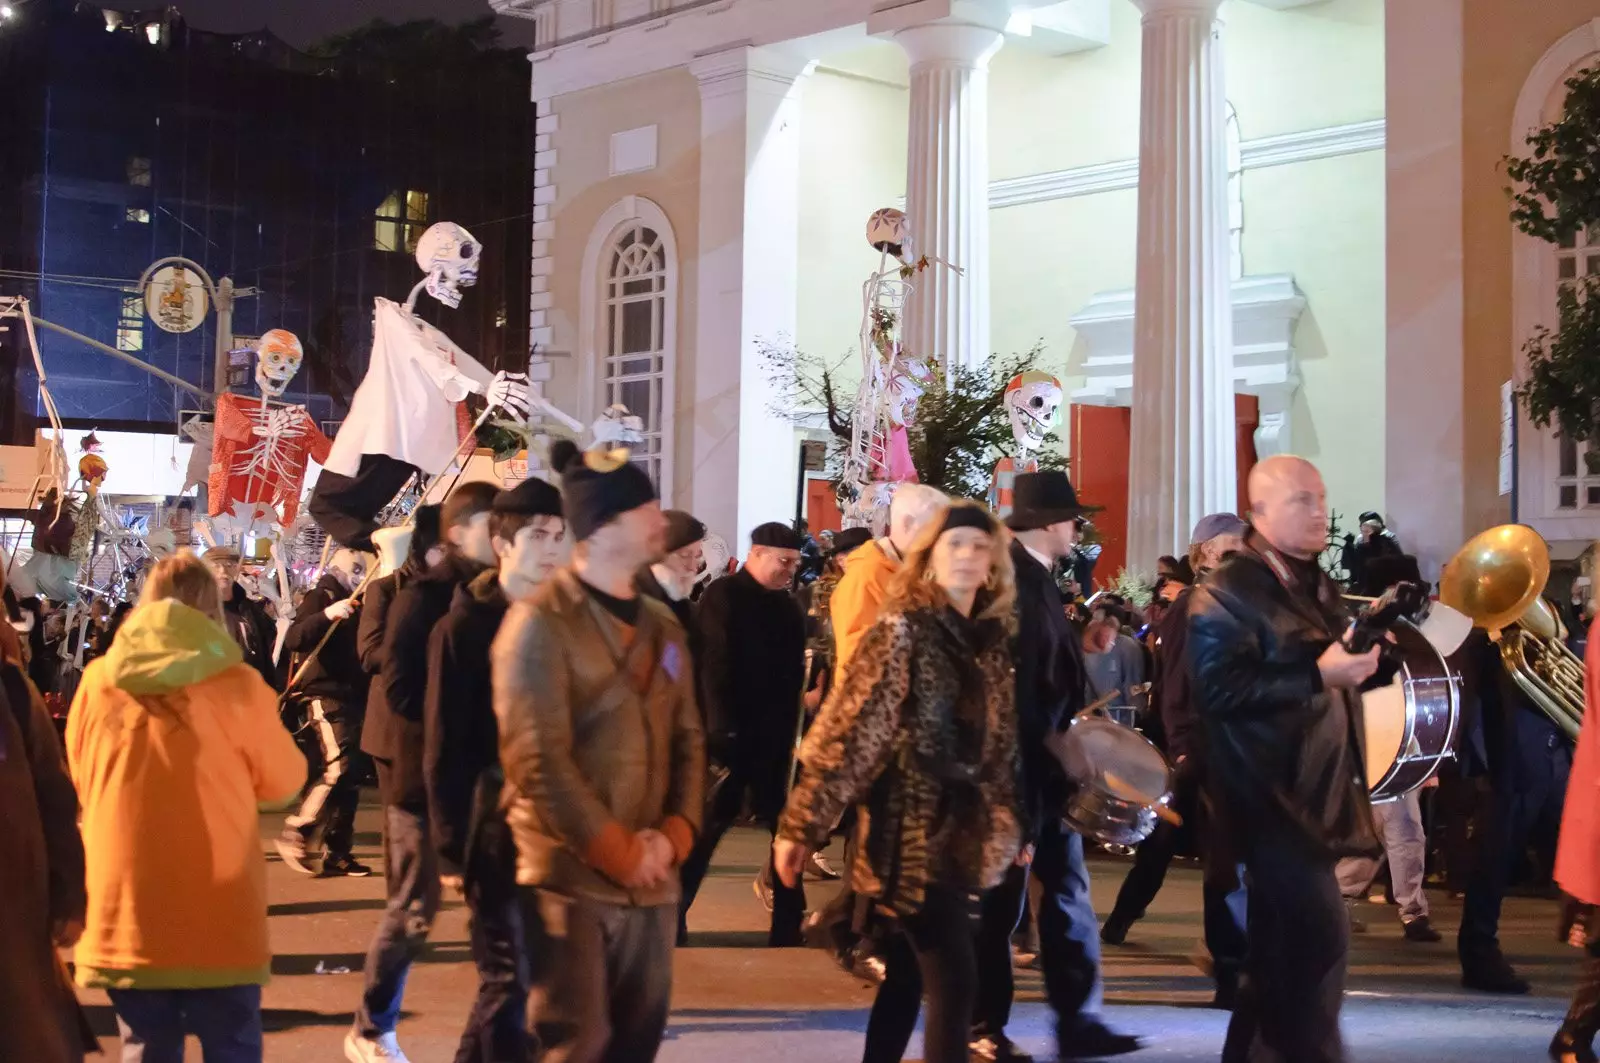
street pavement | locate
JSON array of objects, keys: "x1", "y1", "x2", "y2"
[{"x1": 76, "y1": 802, "x2": 1579, "y2": 1062}]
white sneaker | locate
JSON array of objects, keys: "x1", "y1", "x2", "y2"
[{"x1": 345, "y1": 1031, "x2": 411, "y2": 1063}]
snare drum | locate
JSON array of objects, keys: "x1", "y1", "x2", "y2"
[
  {"x1": 1053, "y1": 714, "x2": 1174, "y2": 847},
  {"x1": 1362, "y1": 619, "x2": 1461, "y2": 802}
]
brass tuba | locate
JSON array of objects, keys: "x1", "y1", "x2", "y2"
[{"x1": 1439, "y1": 525, "x2": 1584, "y2": 741}]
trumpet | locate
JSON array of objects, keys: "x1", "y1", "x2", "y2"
[{"x1": 1440, "y1": 525, "x2": 1584, "y2": 741}]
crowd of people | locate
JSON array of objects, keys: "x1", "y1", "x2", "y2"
[{"x1": 7, "y1": 449, "x2": 1600, "y2": 1063}]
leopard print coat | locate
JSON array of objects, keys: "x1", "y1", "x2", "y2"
[{"x1": 778, "y1": 582, "x2": 1022, "y2": 917}]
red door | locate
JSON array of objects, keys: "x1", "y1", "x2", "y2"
[
  {"x1": 805, "y1": 476, "x2": 843, "y2": 535},
  {"x1": 1069, "y1": 404, "x2": 1131, "y2": 587},
  {"x1": 1235, "y1": 394, "x2": 1259, "y2": 514}
]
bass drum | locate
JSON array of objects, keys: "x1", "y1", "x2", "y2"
[{"x1": 1362, "y1": 618, "x2": 1461, "y2": 802}]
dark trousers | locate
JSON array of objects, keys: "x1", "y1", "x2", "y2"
[
  {"x1": 863, "y1": 888, "x2": 980, "y2": 1063},
  {"x1": 521, "y1": 890, "x2": 675, "y2": 1063},
  {"x1": 1222, "y1": 838, "x2": 1348, "y2": 1063},
  {"x1": 1105, "y1": 765, "x2": 1249, "y2": 986},
  {"x1": 354, "y1": 776, "x2": 442, "y2": 1039},
  {"x1": 1459, "y1": 712, "x2": 1572, "y2": 966},
  {"x1": 678, "y1": 763, "x2": 805, "y2": 945},
  {"x1": 107, "y1": 985, "x2": 262, "y2": 1063},
  {"x1": 454, "y1": 823, "x2": 530, "y2": 1063},
  {"x1": 285, "y1": 697, "x2": 363, "y2": 859},
  {"x1": 972, "y1": 818, "x2": 1104, "y2": 1045}
]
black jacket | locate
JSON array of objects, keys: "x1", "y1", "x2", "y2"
[
  {"x1": 1010, "y1": 540, "x2": 1084, "y2": 834},
  {"x1": 222, "y1": 583, "x2": 279, "y2": 691},
  {"x1": 693, "y1": 567, "x2": 806, "y2": 771},
  {"x1": 368, "y1": 554, "x2": 489, "y2": 809},
  {"x1": 282, "y1": 575, "x2": 368, "y2": 707},
  {"x1": 424, "y1": 569, "x2": 510, "y2": 879},
  {"x1": 1156, "y1": 585, "x2": 1199, "y2": 762},
  {"x1": 358, "y1": 571, "x2": 404, "y2": 763},
  {"x1": 1188, "y1": 535, "x2": 1379, "y2": 861},
  {"x1": 635, "y1": 566, "x2": 693, "y2": 630}
]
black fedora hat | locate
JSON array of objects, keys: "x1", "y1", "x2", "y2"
[{"x1": 1006, "y1": 470, "x2": 1088, "y2": 532}]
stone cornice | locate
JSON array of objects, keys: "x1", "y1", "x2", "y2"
[{"x1": 689, "y1": 46, "x2": 818, "y2": 98}]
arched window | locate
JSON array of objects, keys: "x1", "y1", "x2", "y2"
[
  {"x1": 1553, "y1": 225, "x2": 1600, "y2": 510},
  {"x1": 582, "y1": 197, "x2": 678, "y2": 495}
]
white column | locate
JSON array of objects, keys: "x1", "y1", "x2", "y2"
[
  {"x1": 1127, "y1": 0, "x2": 1237, "y2": 567},
  {"x1": 893, "y1": 22, "x2": 1003, "y2": 374},
  {"x1": 688, "y1": 47, "x2": 814, "y2": 554}
]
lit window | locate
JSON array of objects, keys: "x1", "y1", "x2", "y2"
[
  {"x1": 117, "y1": 291, "x2": 144, "y2": 352},
  {"x1": 125, "y1": 207, "x2": 150, "y2": 224},
  {"x1": 127, "y1": 157, "x2": 151, "y2": 187},
  {"x1": 374, "y1": 190, "x2": 430, "y2": 253},
  {"x1": 603, "y1": 224, "x2": 668, "y2": 486},
  {"x1": 1551, "y1": 227, "x2": 1600, "y2": 510}
]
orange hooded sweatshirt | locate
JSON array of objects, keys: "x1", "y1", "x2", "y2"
[
  {"x1": 67, "y1": 600, "x2": 304, "y2": 990},
  {"x1": 828, "y1": 538, "x2": 902, "y2": 682}
]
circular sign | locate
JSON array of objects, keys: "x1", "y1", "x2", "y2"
[{"x1": 144, "y1": 265, "x2": 209, "y2": 334}]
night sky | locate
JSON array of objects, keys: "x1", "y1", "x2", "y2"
[{"x1": 159, "y1": 0, "x2": 539, "y2": 49}]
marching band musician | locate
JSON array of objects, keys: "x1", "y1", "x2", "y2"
[{"x1": 1189, "y1": 455, "x2": 1381, "y2": 1063}]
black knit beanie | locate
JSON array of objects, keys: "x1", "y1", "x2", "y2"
[{"x1": 550, "y1": 439, "x2": 657, "y2": 542}]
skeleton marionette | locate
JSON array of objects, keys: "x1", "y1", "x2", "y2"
[
  {"x1": 309, "y1": 222, "x2": 536, "y2": 549},
  {"x1": 988, "y1": 371, "x2": 1063, "y2": 519},
  {"x1": 207, "y1": 329, "x2": 332, "y2": 537}
]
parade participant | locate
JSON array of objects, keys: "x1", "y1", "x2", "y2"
[
  {"x1": 495, "y1": 439, "x2": 703, "y2": 1063},
  {"x1": 357, "y1": 504, "x2": 442, "y2": 775},
  {"x1": 67, "y1": 552, "x2": 303, "y2": 1063},
  {"x1": 971, "y1": 472, "x2": 1142, "y2": 1062},
  {"x1": 203, "y1": 546, "x2": 279, "y2": 689},
  {"x1": 347, "y1": 482, "x2": 499, "y2": 1063},
  {"x1": 775, "y1": 500, "x2": 1021, "y2": 1063},
  {"x1": 1102, "y1": 514, "x2": 1250, "y2": 1008},
  {"x1": 1553, "y1": 615, "x2": 1600, "y2": 1063},
  {"x1": 830, "y1": 483, "x2": 946, "y2": 677},
  {"x1": 0, "y1": 572, "x2": 87, "y2": 1063},
  {"x1": 276, "y1": 547, "x2": 372, "y2": 878},
  {"x1": 680, "y1": 521, "x2": 808, "y2": 947},
  {"x1": 634, "y1": 509, "x2": 705, "y2": 629},
  {"x1": 424, "y1": 477, "x2": 566, "y2": 1063},
  {"x1": 1190, "y1": 455, "x2": 1381, "y2": 1063}
]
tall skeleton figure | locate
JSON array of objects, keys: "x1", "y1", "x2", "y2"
[
  {"x1": 988, "y1": 371, "x2": 1064, "y2": 520},
  {"x1": 841, "y1": 208, "x2": 952, "y2": 530}
]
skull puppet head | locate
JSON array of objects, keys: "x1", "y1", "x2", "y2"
[
  {"x1": 1004, "y1": 371, "x2": 1064, "y2": 455},
  {"x1": 866, "y1": 208, "x2": 910, "y2": 262},
  {"x1": 416, "y1": 222, "x2": 482, "y2": 309},
  {"x1": 885, "y1": 358, "x2": 931, "y2": 429},
  {"x1": 254, "y1": 329, "x2": 304, "y2": 398}
]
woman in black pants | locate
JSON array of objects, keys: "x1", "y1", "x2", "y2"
[{"x1": 773, "y1": 500, "x2": 1022, "y2": 1063}]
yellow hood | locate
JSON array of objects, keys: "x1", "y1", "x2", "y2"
[{"x1": 104, "y1": 599, "x2": 245, "y2": 695}]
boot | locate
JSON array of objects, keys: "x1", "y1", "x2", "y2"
[{"x1": 1552, "y1": 955, "x2": 1600, "y2": 1063}]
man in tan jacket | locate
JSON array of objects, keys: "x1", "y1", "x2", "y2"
[{"x1": 493, "y1": 440, "x2": 704, "y2": 1063}]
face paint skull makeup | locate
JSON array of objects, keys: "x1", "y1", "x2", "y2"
[
  {"x1": 415, "y1": 222, "x2": 482, "y2": 310},
  {"x1": 254, "y1": 329, "x2": 304, "y2": 398}
]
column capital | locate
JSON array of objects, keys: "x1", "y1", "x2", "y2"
[
  {"x1": 688, "y1": 45, "x2": 817, "y2": 99},
  {"x1": 1130, "y1": 0, "x2": 1224, "y2": 18},
  {"x1": 892, "y1": 20, "x2": 1006, "y2": 69}
]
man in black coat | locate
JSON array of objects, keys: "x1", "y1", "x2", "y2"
[
  {"x1": 679, "y1": 521, "x2": 807, "y2": 947},
  {"x1": 635, "y1": 509, "x2": 705, "y2": 630},
  {"x1": 424, "y1": 477, "x2": 567, "y2": 1063},
  {"x1": 1189, "y1": 455, "x2": 1382, "y2": 1063},
  {"x1": 1101, "y1": 513, "x2": 1251, "y2": 1005},
  {"x1": 205, "y1": 546, "x2": 279, "y2": 689},
  {"x1": 970, "y1": 472, "x2": 1141, "y2": 1062},
  {"x1": 348, "y1": 481, "x2": 500, "y2": 1063},
  {"x1": 276, "y1": 547, "x2": 372, "y2": 877}
]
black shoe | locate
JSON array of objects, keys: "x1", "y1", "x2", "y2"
[
  {"x1": 1100, "y1": 916, "x2": 1131, "y2": 946},
  {"x1": 969, "y1": 1034, "x2": 1033, "y2": 1062},
  {"x1": 1462, "y1": 954, "x2": 1531, "y2": 994},
  {"x1": 1403, "y1": 916, "x2": 1442, "y2": 943},
  {"x1": 1058, "y1": 1023, "x2": 1143, "y2": 1059},
  {"x1": 319, "y1": 855, "x2": 372, "y2": 878}
]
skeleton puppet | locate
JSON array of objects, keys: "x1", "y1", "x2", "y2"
[{"x1": 988, "y1": 371, "x2": 1063, "y2": 519}]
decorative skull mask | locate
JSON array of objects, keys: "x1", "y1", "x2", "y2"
[
  {"x1": 255, "y1": 329, "x2": 304, "y2": 398},
  {"x1": 886, "y1": 358, "x2": 930, "y2": 429},
  {"x1": 416, "y1": 221, "x2": 482, "y2": 309},
  {"x1": 866, "y1": 208, "x2": 910, "y2": 261},
  {"x1": 1004, "y1": 371, "x2": 1064, "y2": 454}
]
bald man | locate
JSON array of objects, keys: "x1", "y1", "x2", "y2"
[{"x1": 1187, "y1": 456, "x2": 1382, "y2": 1063}]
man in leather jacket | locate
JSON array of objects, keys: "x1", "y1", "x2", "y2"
[{"x1": 1188, "y1": 455, "x2": 1382, "y2": 1063}]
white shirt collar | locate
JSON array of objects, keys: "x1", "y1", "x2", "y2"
[{"x1": 1024, "y1": 543, "x2": 1055, "y2": 571}]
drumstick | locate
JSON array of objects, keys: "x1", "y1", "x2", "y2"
[{"x1": 1104, "y1": 770, "x2": 1184, "y2": 828}]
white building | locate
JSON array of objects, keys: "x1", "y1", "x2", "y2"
[{"x1": 490, "y1": 0, "x2": 1600, "y2": 580}]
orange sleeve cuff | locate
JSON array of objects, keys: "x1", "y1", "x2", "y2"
[
  {"x1": 583, "y1": 822, "x2": 644, "y2": 883},
  {"x1": 659, "y1": 815, "x2": 696, "y2": 865}
]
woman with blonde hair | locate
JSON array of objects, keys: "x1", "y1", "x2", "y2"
[
  {"x1": 66, "y1": 550, "x2": 304, "y2": 1063},
  {"x1": 773, "y1": 499, "x2": 1021, "y2": 1063}
]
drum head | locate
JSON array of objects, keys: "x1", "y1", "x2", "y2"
[
  {"x1": 1361, "y1": 679, "x2": 1407, "y2": 787},
  {"x1": 1061, "y1": 717, "x2": 1170, "y2": 803}
]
